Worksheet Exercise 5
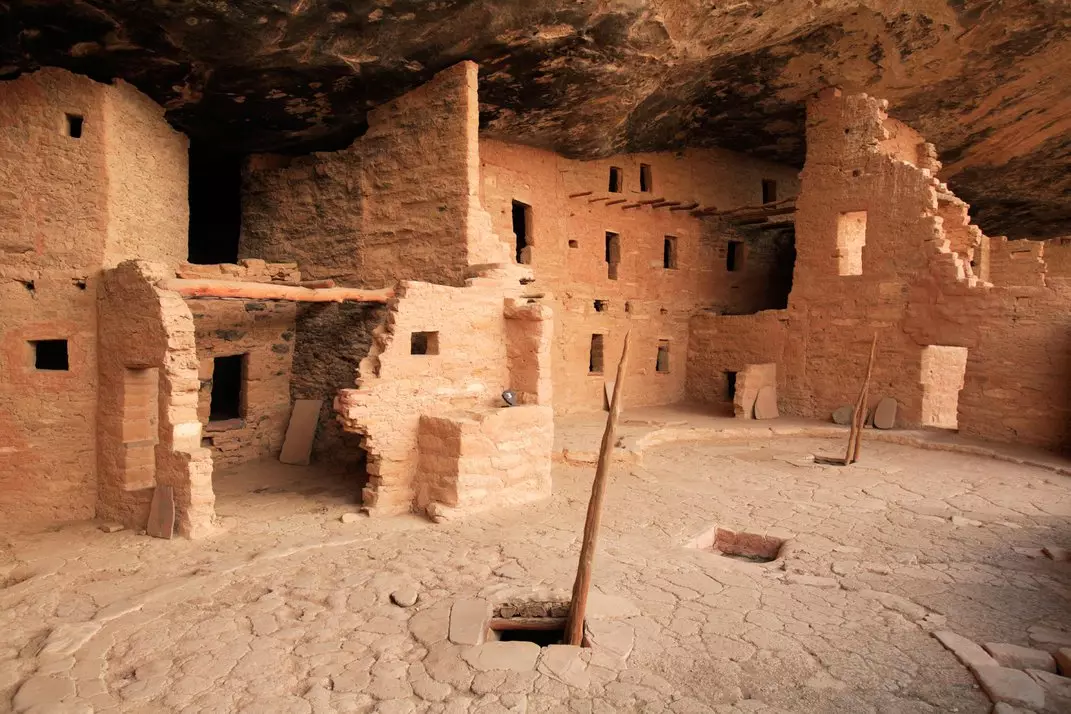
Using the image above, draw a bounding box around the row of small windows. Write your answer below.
[589,335,671,375]
[607,165,653,194]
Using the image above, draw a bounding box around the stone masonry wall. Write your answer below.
[97,261,213,538]
[0,68,188,525]
[689,89,1071,451]
[182,261,299,470]
[479,138,800,414]
[336,267,552,516]
[240,61,508,289]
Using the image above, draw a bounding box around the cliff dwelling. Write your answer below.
[2,2,1071,712]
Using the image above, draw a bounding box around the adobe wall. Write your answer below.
[478,139,800,414]
[689,89,1071,451]
[97,261,213,538]
[178,261,299,470]
[240,61,508,288]
[336,267,553,516]
[0,68,189,525]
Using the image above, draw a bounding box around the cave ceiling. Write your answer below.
[2,0,1069,238]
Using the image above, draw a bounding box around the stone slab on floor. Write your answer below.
[461,641,540,672]
[934,630,998,671]
[974,666,1046,710]
[449,599,491,646]
[985,643,1056,673]
[873,397,897,429]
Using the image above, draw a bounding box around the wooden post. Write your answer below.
[564,330,631,646]
[844,333,878,465]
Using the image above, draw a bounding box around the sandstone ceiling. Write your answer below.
[2,0,1069,239]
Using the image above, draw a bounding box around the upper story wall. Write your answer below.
[240,61,509,289]
[479,139,800,413]
[479,139,800,309]
[0,68,188,272]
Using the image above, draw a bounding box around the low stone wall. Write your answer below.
[417,405,553,514]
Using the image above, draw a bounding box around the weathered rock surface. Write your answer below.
[2,0,1068,238]
[985,643,1057,673]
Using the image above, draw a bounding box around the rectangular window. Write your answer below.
[589,334,605,375]
[725,371,737,400]
[608,167,622,193]
[33,340,69,371]
[727,241,743,272]
[656,341,670,373]
[836,211,867,276]
[64,114,84,139]
[605,231,620,280]
[410,331,439,355]
[762,179,778,204]
[568,239,579,248]
[511,200,532,264]
[594,300,608,312]
[663,236,678,269]
[210,355,245,421]
[639,164,652,192]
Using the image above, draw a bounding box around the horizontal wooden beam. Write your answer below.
[160,278,394,303]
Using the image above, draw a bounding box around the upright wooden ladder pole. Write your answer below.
[844,333,878,465]
[564,330,632,646]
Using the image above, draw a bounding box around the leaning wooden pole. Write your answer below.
[844,333,878,465]
[564,330,632,646]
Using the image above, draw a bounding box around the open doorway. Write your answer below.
[188,144,242,264]
[920,346,968,429]
[512,200,532,264]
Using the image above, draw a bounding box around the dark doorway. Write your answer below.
[663,236,677,269]
[512,200,531,264]
[589,334,605,374]
[762,179,778,204]
[640,163,652,193]
[605,232,620,280]
[188,144,242,264]
[725,371,737,401]
[608,167,622,193]
[210,355,245,421]
[727,241,742,272]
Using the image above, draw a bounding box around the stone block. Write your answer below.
[973,666,1045,710]
[461,641,540,672]
[934,630,998,671]
[448,599,491,646]
[985,643,1057,673]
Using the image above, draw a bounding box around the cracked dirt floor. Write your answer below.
[2,412,1071,713]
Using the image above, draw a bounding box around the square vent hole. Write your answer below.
[687,526,786,564]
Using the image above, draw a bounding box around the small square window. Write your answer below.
[411,331,439,355]
[65,114,84,139]
[608,167,622,193]
[656,341,670,373]
[640,164,652,192]
[568,239,579,248]
[33,340,69,371]
[594,300,608,312]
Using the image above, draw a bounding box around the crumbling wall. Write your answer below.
[689,88,1071,451]
[241,61,508,288]
[336,268,553,515]
[0,68,189,525]
[479,138,800,414]
[97,261,213,538]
